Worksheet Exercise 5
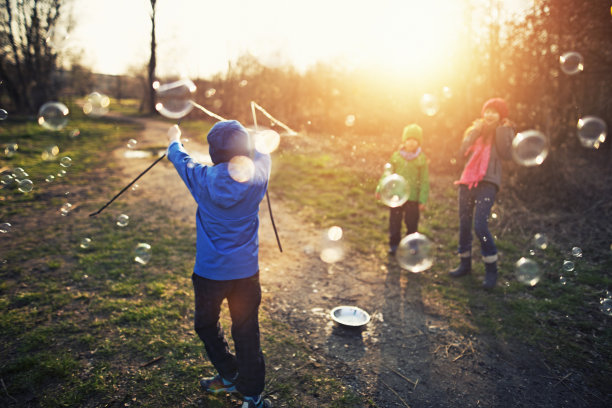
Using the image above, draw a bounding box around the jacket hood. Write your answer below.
[207,120,254,164]
[402,124,423,144]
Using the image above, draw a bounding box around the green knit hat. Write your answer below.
[402,124,423,144]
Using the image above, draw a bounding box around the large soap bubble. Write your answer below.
[515,257,542,286]
[38,102,69,130]
[559,51,584,75]
[512,130,549,166]
[319,226,345,264]
[396,232,433,273]
[228,156,255,183]
[83,92,110,117]
[378,174,409,208]
[577,116,607,149]
[154,78,196,119]
[254,129,280,154]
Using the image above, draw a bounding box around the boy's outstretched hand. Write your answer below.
[168,124,181,143]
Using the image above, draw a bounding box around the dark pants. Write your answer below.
[192,272,265,396]
[458,182,497,257]
[389,200,419,248]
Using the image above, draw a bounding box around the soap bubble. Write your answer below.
[70,129,80,139]
[45,175,55,183]
[116,214,129,227]
[12,167,28,180]
[154,78,196,119]
[228,156,255,183]
[559,51,584,75]
[205,88,216,98]
[559,275,568,285]
[60,203,72,216]
[345,115,356,127]
[511,130,549,166]
[38,102,69,130]
[562,260,575,273]
[18,179,33,193]
[396,232,433,273]
[419,93,439,116]
[41,145,60,160]
[131,183,139,192]
[239,79,248,87]
[600,297,612,316]
[441,86,453,99]
[0,222,12,233]
[83,92,110,117]
[319,226,345,264]
[533,233,548,250]
[134,243,152,265]
[60,156,72,167]
[0,108,7,120]
[515,257,541,286]
[80,238,92,249]
[577,116,607,149]
[127,139,137,149]
[571,246,582,258]
[1,173,13,185]
[378,174,409,208]
[57,169,67,178]
[4,143,18,157]
[254,129,280,154]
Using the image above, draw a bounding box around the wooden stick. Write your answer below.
[1,378,17,403]
[140,356,163,367]
[381,380,411,408]
[384,365,418,388]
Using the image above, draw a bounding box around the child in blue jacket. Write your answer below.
[167,120,272,408]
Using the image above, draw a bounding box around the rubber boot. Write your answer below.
[483,261,498,289]
[449,256,471,278]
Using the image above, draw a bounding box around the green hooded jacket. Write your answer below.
[376,124,430,204]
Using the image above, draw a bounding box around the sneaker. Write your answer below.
[242,395,273,408]
[199,374,238,395]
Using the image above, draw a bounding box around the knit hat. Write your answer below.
[207,120,253,164]
[401,124,423,144]
[481,98,508,119]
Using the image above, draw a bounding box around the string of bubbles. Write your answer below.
[0,45,610,316]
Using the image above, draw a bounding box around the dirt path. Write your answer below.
[113,117,596,407]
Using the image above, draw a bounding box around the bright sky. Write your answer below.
[67,0,532,79]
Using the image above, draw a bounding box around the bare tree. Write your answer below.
[0,0,67,113]
[147,0,157,114]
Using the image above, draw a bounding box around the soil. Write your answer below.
[112,117,608,408]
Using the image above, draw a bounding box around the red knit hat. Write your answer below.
[481,98,508,119]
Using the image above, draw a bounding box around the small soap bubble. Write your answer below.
[562,260,575,273]
[186,160,196,169]
[70,129,80,139]
[18,179,33,193]
[1,173,13,185]
[80,237,92,249]
[319,227,345,264]
[345,115,356,127]
[228,156,255,183]
[60,203,72,216]
[83,92,110,117]
[512,130,549,166]
[577,116,607,149]
[559,275,567,285]
[4,143,18,157]
[57,169,67,177]
[442,86,453,99]
[41,145,60,160]
[155,78,196,119]
[60,156,72,168]
[419,93,439,116]
[116,214,129,227]
[205,88,216,98]
[127,139,137,149]
[396,232,434,273]
[529,249,535,256]
[45,175,55,183]
[559,51,584,75]
[12,167,28,180]
[254,129,280,154]
[38,102,69,130]
[239,79,248,87]
[571,246,582,258]
[134,243,152,265]
[533,233,548,250]
[131,183,139,192]
[515,257,542,286]
[600,297,612,316]
[0,222,12,233]
[0,108,7,120]
[378,174,408,208]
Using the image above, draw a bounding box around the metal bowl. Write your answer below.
[330,306,371,327]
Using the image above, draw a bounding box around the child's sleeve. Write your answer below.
[167,141,207,200]
[495,126,515,160]
[419,158,430,204]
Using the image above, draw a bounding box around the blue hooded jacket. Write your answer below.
[167,120,271,280]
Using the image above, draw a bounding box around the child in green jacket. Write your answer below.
[376,124,430,255]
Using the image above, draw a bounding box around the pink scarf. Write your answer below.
[455,133,492,189]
